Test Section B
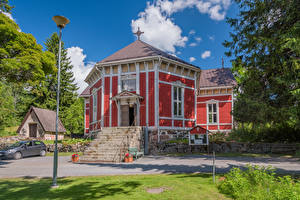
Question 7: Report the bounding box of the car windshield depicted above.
[9,141,26,148]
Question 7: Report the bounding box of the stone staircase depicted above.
[80,126,143,163]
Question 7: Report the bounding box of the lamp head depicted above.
[52,15,70,28]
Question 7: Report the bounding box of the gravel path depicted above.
[0,155,299,178]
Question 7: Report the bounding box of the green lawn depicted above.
[0,174,229,200]
[46,152,83,157]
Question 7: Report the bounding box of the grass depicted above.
[0,174,229,200]
[46,152,83,157]
[0,126,18,137]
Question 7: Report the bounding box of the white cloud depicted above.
[189,29,196,35]
[158,0,230,21]
[209,5,225,20]
[201,50,211,59]
[209,35,215,41]
[131,2,188,53]
[2,12,14,21]
[131,0,231,53]
[189,42,197,47]
[67,46,94,94]
[189,57,196,62]
[195,36,202,42]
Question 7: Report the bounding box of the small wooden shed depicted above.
[17,106,66,140]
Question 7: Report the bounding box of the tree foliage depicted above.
[224,0,300,129]
[0,13,56,83]
[0,81,15,130]
[0,0,12,13]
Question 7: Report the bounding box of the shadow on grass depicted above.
[0,177,141,200]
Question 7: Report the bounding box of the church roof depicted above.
[199,68,236,88]
[98,40,198,68]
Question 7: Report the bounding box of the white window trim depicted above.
[92,89,97,122]
[121,74,136,91]
[206,100,218,125]
[172,85,184,118]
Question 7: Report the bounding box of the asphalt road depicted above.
[0,155,299,178]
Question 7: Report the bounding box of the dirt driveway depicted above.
[0,155,299,178]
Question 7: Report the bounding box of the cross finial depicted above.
[134,27,144,40]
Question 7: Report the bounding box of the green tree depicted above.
[0,13,56,84]
[34,32,81,134]
[224,0,300,129]
[64,98,84,134]
[0,81,15,130]
[0,0,13,13]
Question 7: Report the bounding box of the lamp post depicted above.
[51,15,70,188]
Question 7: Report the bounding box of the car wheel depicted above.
[14,152,22,160]
[40,150,46,157]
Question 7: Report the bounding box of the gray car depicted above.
[0,140,47,160]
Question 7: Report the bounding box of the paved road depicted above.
[0,155,299,178]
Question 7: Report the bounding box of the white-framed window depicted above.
[207,103,218,124]
[121,75,136,91]
[92,91,97,122]
[173,86,183,117]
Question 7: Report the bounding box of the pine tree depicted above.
[224,0,300,129]
[40,33,81,133]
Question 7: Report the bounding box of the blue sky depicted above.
[9,0,239,93]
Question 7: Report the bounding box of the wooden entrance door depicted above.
[29,124,37,137]
[121,105,137,126]
[121,105,129,126]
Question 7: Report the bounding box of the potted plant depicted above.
[72,153,79,162]
[124,153,133,163]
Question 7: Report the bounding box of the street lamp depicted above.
[51,15,69,188]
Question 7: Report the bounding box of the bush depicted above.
[218,165,300,200]
[42,138,91,145]
[228,123,300,143]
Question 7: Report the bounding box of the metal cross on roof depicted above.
[134,27,144,40]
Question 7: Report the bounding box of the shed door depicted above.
[29,124,37,137]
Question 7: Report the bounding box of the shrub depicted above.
[228,123,300,143]
[42,138,91,145]
[218,165,300,200]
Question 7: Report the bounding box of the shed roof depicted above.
[17,107,66,133]
[199,68,236,88]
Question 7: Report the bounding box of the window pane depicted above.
[122,79,136,91]
[174,102,177,115]
[209,114,212,123]
[208,104,212,113]
[178,88,182,101]
[213,114,217,123]
[213,104,217,112]
[173,87,177,100]
[178,102,182,116]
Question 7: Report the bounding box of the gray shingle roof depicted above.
[17,107,66,133]
[80,86,90,97]
[199,68,236,88]
[98,40,199,69]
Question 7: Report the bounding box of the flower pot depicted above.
[124,157,129,163]
[128,156,133,162]
[72,154,79,163]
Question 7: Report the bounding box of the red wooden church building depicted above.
[80,36,236,141]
